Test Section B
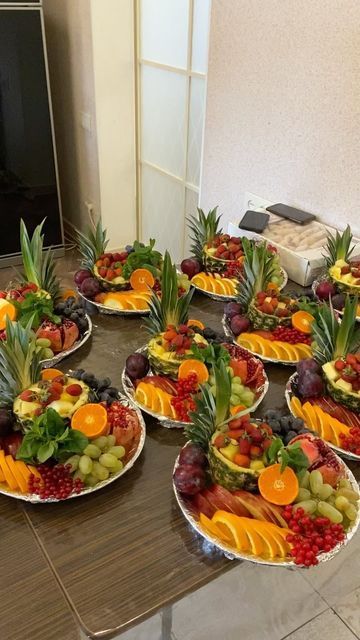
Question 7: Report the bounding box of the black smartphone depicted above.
[266,203,315,224]
[239,210,270,233]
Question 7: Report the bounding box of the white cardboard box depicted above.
[228,218,360,287]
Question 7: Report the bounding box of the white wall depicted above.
[201,0,360,235]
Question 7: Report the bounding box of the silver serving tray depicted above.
[191,267,288,302]
[285,372,360,462]
[173,441,360,567]
[40,314,93,368]
[0,393,146,503]
[121,346,269,429]
[222,316,307,367]
[77,290,150,316]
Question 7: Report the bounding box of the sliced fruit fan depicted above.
[173,362,359,566]
[286,295,360,460]
[0,219,91,366]
[0,319,144,502]
[122,253,269,428]
[223,238,317,364]
[180,207,285,300]
[74,220,189,313]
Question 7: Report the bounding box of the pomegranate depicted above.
[36,318,79,353]
[290,433,344,487]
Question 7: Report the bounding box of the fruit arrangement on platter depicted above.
[0,320,144,502]
[313,226,360,320]
[223,239,317,364]
[122,253,268,427]
[173,365,359,566]
[74,221,189,314]
[0,220,91,366]
[286,296,360,460]
[180,207,286,300]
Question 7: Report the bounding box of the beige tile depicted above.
[113,612,161,639]
[285,610,357,640]
[335,586,360,637]
[171,562,327,640]
[303,530,360,607]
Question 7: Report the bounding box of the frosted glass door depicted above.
[137,0,211,262]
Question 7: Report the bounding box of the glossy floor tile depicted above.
[170,562,328,640]
[284,609,357,640]
[112,613,162,640]
[335,587,360,638]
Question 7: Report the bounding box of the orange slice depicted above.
[157,388,173,417]
[291,310,315,335]
[132,295,151,310]
[205,274,218,294]
[0,450,18,490]
[103,293,130,310]
[178,359,209,384]
[0,299,16,330]
[245,521,281,558]
[214,278,230,296]
[224,279,236,295]
[237,333,264,356]
[199,513,232,542]
[150,386,161,413]
[276,342,298,362]
[41,368,63,381]
[293,343,313,360]
[6,456,27,493]
[312,406,333,442]
[135,382,153,408]
[301,401,320,433]
[290,396,305,420]
[61,288,77,301]
[258,463,299,506]
[71,403,108,438]
[270,341,291,360]
[187,319,205,330]
[327,415,350,447]
[129,268,155,291]
[262,340,281,359]
[212,511,250,551]
[236,336,255,351]
[191,273,209,290]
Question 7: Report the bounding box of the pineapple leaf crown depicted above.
[185,361,233,449]
[144,251,194,335]
[76,220,109,271]
[187,206,221,262]
[20,219,60,300]
[324,225,354,268]
[237,238,276,311]
[0,317,41,407]
[311,295,360,364]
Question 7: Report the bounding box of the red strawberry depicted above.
[19,389,36,402]
[250,445,262,458]
[65,384,83,396]
[171,335,184,348]
[0,291,6,299]
[238,439,251,455]
[106,269,116,281]
[99,267,107,278]
[178,324,189,335]
[341,265,351,274]
[49,381,64,395]
[262,438,272,450]
[214,434,227,449]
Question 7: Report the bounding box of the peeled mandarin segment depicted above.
[312,406,333,442]
[178,359,209,384]
[301,401,320,433]
[0,450,18,490]
[71,403,108,438]
[6,456,27,493]
[41,368,63,381]
[291,310,315,334]
[293,343,312,359]
[199,512,232,542]
[258,463,299,506]
[0,300,17,330]
[290,396,305,420]
[129,268,155,291]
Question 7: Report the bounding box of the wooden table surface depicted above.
[1,289,359,640]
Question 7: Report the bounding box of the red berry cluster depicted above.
[334,354,360,392]
[171,373,198,422]
[107,401,132,429]
[283,506,345,566]
[163,324,195,356]
[95,251,129,282]
[340,427,360,455]
[222,261,242,279]
[272,326,311,345]
[28,464,84,500]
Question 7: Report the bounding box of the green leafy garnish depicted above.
[121,239,162,280]
[13,292,61,330]
[266,437,309,474]
[17,408,88,464]
[188,343,230,367]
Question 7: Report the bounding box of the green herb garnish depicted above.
[121,239,162,280]
[266,437,309,474]
[14,292,61,330]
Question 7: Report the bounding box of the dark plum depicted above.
[74,269,93,286]
[315,281,336,300]
[224,302,243,319]
[331,293,346,311]
[180,258,202,279]
[178,444,207,467]
[80,277,101,299]
[230,315,250,336]
[296,358,320,376]
[173,464,205,495]
[0,409,14,437]
[297,372,324,398]
[125,353,150,380]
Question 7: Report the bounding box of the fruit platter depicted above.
[180,207,287,301]
[74,221,189,314]
[312,226,360,321]
[0,220,92,367]
[0,319,145,502]
[122,253,268,427]
[222,239,318,365]
[286,296,360,461]
[173,364,360,567]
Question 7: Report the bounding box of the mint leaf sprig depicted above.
[266,437,310,474]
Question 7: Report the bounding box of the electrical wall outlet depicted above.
[244,192,274,212]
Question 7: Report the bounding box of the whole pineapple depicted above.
[187,207,227,273]
[237,239,296,331]
[144,252,204,378]
[75,220,126,290]
[325,225,360,294]
[20,219,60,300]
[312,296,360,412]
[185,362,258,491]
